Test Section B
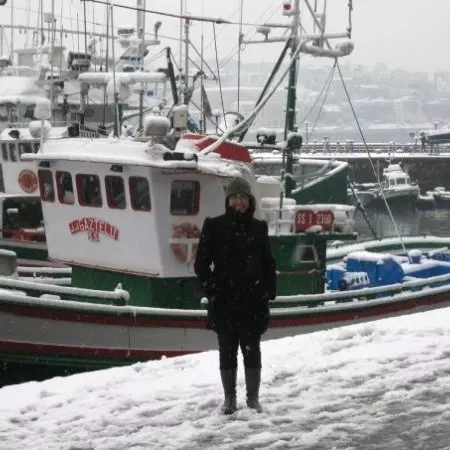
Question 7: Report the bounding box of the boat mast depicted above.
[137,0,146,70]
[284,0,300,140]
[49,0,56,121]
[10,0,14,61]
[137,0,145,132]
[184,15,191,104]
[283,0,301,198]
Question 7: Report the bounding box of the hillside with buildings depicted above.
[199,61,450,143]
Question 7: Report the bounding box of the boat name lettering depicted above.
[69,217,119,241]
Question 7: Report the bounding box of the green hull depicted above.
[71,233,354,308]
[0,238,49,266]
[290,164,348,205]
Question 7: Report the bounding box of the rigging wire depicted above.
[299,62,335,125]
[335,60,408,254]
[346,179,378,239]
[219,2,281,69]
[2,3,187,47]
[303,61,336,145]
[213,23,227,129]
[79,0,286,28]
[200,27,306,155]
[25,0,31,47]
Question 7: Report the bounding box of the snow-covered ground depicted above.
[0,308,449,450]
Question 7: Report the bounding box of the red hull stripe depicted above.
[270,290,450,327]
[0,303,205,327]
[0,290,449,329]
[0,341,196,360]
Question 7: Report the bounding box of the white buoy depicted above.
[34,98,51,120]
[33,98,52,152]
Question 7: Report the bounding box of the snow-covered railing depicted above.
[0,276,129,304]
[271,271,450,306]
[17,276,72,286]
[18,266,72,276]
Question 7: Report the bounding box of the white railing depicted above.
[272,271,450,305]
[0,276,129,302]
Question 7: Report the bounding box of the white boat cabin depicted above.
[382,163,413,189]
[22,136,258,278]
[0,125,76,194]
[22,120,355,279]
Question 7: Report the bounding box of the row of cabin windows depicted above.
[1,142,39,162]
[37,170,200,215]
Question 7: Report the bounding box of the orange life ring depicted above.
[18,169,38,193]
[171,223,200,263]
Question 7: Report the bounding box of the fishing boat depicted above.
[349,163,419,208]
[0,1,168,267]
[251,147,349,205]
[430,186,450,208]
[374,163,420,206]
[1,0,449,380]
[0,112,448,377]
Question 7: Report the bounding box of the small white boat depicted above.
[349,163,420,208]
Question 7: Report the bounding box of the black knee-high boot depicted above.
[220,369,237,414]
[245,368,262,412]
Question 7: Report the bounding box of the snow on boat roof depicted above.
[0,126,70,140]
[347,251,395,262]
[21,137,248,178]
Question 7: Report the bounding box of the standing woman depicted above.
[194,177,277,414]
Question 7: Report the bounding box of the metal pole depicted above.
[184,17,190,104]
[49,0,55,120]
[283,0,300,199]
[83,0,88,56]
[110,2,120,137]
[200,32,205,133]
[10,0,14,60]
[178,0,183,103]
[137,0,146,71]
[237,0,243,115]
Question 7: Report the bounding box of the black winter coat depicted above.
[194,206,277,335]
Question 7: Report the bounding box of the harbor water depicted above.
[354,206,450,241]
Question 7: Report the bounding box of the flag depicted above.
[201,85,213,118]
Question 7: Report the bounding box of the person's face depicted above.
[228,193,249,213]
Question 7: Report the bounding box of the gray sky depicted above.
[2,0,449,73]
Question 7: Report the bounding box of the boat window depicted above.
[170,180,200,215]
[129,176,151,211]
[293,245,318,263]
[389,179,395,187]
[105,176,126,210]
[253,162,283,177]
[9,143,18,162]
[18,142,33,155]
[397,178,406,185]
[0,105,7,121]
[38,169,55,202]
[24,105,35,120]
[76,174,102,207]
[56,171,75,205]
[1,196,44,241]
[1,143,8,161]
